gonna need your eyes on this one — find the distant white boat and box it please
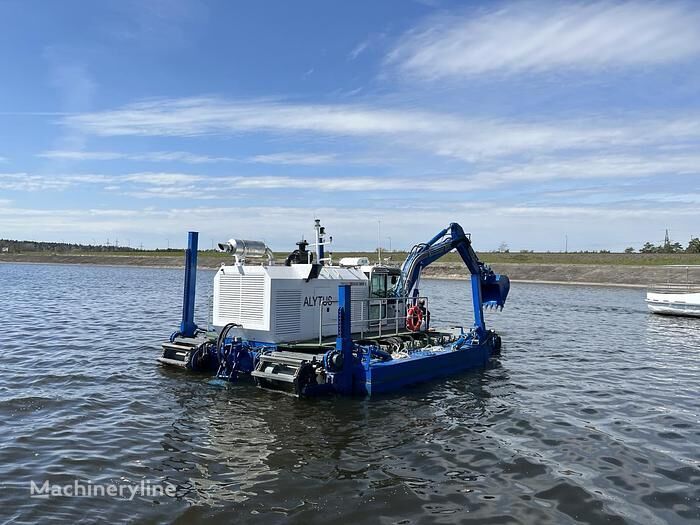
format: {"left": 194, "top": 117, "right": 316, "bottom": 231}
{"left": 647, "top": 266, "right": 700, "bottom": 317}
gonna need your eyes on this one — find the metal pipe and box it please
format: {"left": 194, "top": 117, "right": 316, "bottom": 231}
{"left": 395, "top": 298, "right": 399, "bottom": 334}
{"left": 334, "top": 284, "right": 353, "bottom": 395}
{"left": 361, "top": 300, "right": 365, "bottom": 339}
{"left": 318, "top": 302, "right": 323, "bottom": 345}
{"left": 179, "top": 231, "right": 199, "bottom": 338}
{"left": 314, "top": 219, "right": 324, "bottom": 265}
{"left": 217, "top": 238, "right": 273, "bottom": 264}
{"left": 470, "top": 274, "right": 485, "bottom": 335}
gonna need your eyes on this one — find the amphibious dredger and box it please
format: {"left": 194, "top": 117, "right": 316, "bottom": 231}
{"left": 160, "top": 220, "right": 510, "bottom": 396}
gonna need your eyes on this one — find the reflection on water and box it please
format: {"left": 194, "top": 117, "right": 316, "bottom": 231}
{"left": 1, "top": 264, "right": 698, "bottom": 524}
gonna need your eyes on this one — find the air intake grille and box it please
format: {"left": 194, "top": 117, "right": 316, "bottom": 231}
{"left": 275, "top": 290, "right": 301, "bottom": 334}
{"left": 217, "top": 274, "right": 265, "bottom": 326}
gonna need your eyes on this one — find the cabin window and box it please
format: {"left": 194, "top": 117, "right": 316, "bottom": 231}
{"left": 371, "top": 273, "right": 387, "bottom": 297}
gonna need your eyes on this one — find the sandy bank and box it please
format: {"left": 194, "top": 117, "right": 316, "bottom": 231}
{"left": 2, "top": 254, "right": 697, "bottom": 287}
{"left": 423, "top": 262, "right": 697, "bottom": 287}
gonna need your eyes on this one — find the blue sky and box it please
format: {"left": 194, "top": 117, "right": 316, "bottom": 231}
{"left": 1, "top": 0, "right": 699, "bottom": 251}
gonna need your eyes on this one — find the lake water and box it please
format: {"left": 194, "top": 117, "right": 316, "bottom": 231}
{"left": 1, "top": 263, "right": 698, "bottom": 524}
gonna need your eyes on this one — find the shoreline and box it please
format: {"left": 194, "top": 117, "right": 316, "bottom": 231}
{"left": 426, "top": 275, "right": 646, "bottom": 288}
{"left": 3, "top": 255, "right": 691, "bottom": 288}
{"left": 1, "top": 258, "right": 644, "bottom": 288}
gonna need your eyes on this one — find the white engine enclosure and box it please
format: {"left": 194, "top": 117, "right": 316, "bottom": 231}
{"left": 213, "top": 264, "right": 370, "bottom": 343}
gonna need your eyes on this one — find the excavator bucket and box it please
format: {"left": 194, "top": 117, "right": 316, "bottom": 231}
{"left": 481, "top": 274, "right": 510, "bottom": 309}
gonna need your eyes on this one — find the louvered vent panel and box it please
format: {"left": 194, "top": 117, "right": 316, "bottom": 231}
{"left": 217, "top": 274, "right": 265, "bottom": 326}
{"left": 351, "top": 299, "right": 365, "bottom": 324}
{"left": 275, "top": 290, "right": 301, "bottom": 334}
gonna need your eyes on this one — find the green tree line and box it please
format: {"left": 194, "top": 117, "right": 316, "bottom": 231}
{"left": 627, "top": 237, "right": 700, "bottom": 254}
{"left": 0, "top": 239, "right": 141, "bottom": 253}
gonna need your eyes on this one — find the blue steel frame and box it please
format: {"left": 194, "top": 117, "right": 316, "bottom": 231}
{"left": 179, "top": 231, "right": 199, "bottom": 338}
{"left": 330, "top": 284, "right": 354, "bottom": 395}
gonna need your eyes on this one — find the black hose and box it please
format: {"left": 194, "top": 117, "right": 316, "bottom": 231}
{"left": 216, "top": 322, "right": 241, "bottom": 354}
{"left": 370, "top": 347, "right": 393, "bottom": 361}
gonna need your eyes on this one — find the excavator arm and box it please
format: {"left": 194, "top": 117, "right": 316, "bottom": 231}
{"left": 394, "top": 223, "right": 510, "bottom": 335}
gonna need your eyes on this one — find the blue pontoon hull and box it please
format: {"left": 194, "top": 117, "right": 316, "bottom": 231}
{"left": 359, "top": 341, "right": 495, "bottom": 395}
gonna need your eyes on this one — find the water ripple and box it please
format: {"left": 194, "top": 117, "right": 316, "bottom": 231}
{"left": 0, "top": 264, "right": 698, "bottom": 523}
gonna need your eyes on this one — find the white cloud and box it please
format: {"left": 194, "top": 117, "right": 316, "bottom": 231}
{"left": 247, "top": 153, "right": 337, "bottom": 165}
{"left": 501, "top": 205, "right": 697, "bottom": 219}
{"left": 349, "top": 32, "right": 388, "bottom": 61}
{"left": 221, "top": 175, "right": 407, "bottom": 191}
{"left": 123, "top": 172, "right": 204, "bottom": 186}
{"left": 113, "top": 173, "right": 434, "bottom": 194}
{"left": 63, "top": 97, "right": 700, "bottom": 162}
{"left": 6, "top": 148, "right": 700, "bottom": 197}
{"left": 387, "top": 1, "right": 700, "bottom": 79}
{"left": 0, "top": 173, "right": 113, "bottom": 191}
{"left": 0, "top": 202, "right": 697, "bottom": 251}
{"left": 137, "top": 151, "right": 233, "bottom": 163}
{"left": 349, "top": 39, "right": 370, "bottom": 60}
{"left": 38, "top": 150, "right": 236, "bottom": 164}
{"left": 123, "top": 189, "right": 217, "bottom": 200}
{"left": 631, "top": 192, "right": 700, "bottom": 204}
{"left": 38, "top": 150, "right": 348, "bottom": 166}
{"left": 470, "top": 153, "right": 700, "bottom": 187}
{"left": 65, "top": 97, "right": 447, "bottom": 137}
{"left": 39, "top": 151, "right": 124, "bottom": 161}
{"left": 124, "top": 152, "right": 700, "bottom": 193}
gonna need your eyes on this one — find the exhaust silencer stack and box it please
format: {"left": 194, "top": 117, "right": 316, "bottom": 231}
{"left": 218, "top": 239, "right": 273, "bottom": 265}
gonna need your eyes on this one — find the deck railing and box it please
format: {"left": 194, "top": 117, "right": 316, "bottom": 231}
{"left": 650, "top": 265, "right": 700, "bottom": 294}
{"left": 316, "top": 296, "right": 428, "bottom": 344}
{"left": 649, "top": 282, "right": 700, "bottom": 293}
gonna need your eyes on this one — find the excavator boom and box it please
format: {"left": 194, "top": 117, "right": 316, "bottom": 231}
{"left": 395, "top": 223, "right": 510, "bottom": 335}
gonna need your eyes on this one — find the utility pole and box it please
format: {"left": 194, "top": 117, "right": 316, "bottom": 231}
{"left": 387, "top": 236, "right": 392, "bottom": 252}
{"left": 565, "top": 234, "right": 568, "bottom": 254}
{"left": 377, "top": 220, "right": 381, "bottom": 262}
